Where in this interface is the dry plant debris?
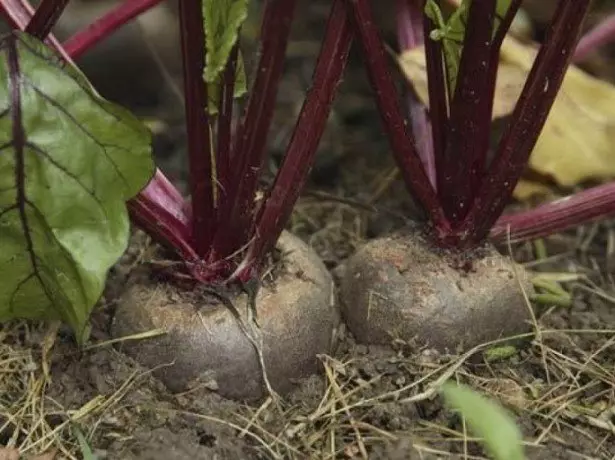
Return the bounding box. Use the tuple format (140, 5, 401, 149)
(0, 322, 163, 459)
(2, 212, 615, 459)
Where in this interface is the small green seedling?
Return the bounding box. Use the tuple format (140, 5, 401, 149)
(484, 345, 518, 363)
(531, 277, 573, 308)
(73, 424, 98, 460)
(442, 382, 525, 460)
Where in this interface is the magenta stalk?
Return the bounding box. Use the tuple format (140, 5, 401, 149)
(395, 0, 436, 189)
(215, 0, 298, 259)
(574, 13, 615, 62)
(25, 0, 68, 39)
(128, 170, 196, 264)
(214, 43, 239, 220)
(63, 0, 165, 59)
(423, 8, 449, 200)
(491, 182, 615, 243)
(461, 0, 592, 246)
(232, 0, 353, 280)
(0, 0, 71, 62)
(177, 0, 217, 259)
(343, 0, 451, 237)
(438, 0, 497, 224)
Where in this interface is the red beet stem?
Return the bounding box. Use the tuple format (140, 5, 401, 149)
(177, 0, 217, 258)
(24, 0, 68, 39)
(213, 0, 297, 259)
(345, 0, 450, 236)
(214, 43, 239, 224)
(460, 0, 592, 247)
(491, 182, 615, 243)
(128, 169, 195, 262)
(232, 0, 353, 280)
(64, 0, 164, 59)
(424, 7, 449, 197)
(396, 0, 436, 189)
(439, 0, 496, 224)
(0, 0, 71, 62)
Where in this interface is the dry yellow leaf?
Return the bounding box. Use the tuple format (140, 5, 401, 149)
(513, 179, 553, 201)
(399, 46, 526, 119)
(398, 36, 615, 197)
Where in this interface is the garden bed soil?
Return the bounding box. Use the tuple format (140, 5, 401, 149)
(3, 231, 615, 459)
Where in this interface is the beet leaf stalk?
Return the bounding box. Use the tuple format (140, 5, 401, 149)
(63, 0, 164, 59)
(343, 0, 451, 239)
(24, 0, 68, 38)
(459, 0, 592, 246)
(127, 170, 197, 263)
(213, 0, 297, 261)
(395, 0, 436, 188)
(491, 182, 615, 244)
(422, 2, 449, 197)
(437, 0, 496, 224)
(235, 0, 354, 279)
(177, 0, 216, 260)
(0, 0, 70, 61)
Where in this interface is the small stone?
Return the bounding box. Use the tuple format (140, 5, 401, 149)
(355, 344, 369, 355)
(419, 348, 440, 365)
(394, 375, 406, 387)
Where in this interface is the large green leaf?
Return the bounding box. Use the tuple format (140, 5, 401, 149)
(442, 382, 525, 460)
(203, 0, 249, 114)
(0, 32, 154, 342)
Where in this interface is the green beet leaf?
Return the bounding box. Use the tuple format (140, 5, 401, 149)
(424, 0, 513, 97)
(206, 51, 247, 115)
(0, 32, 154, 343)
(424, 0, 470, 96)
(203, 0, 249, 114)
(442, 382, 525, 460)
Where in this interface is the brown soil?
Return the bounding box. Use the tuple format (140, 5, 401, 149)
(5, 239, 615, 459)
(2, 1, 615, 459)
